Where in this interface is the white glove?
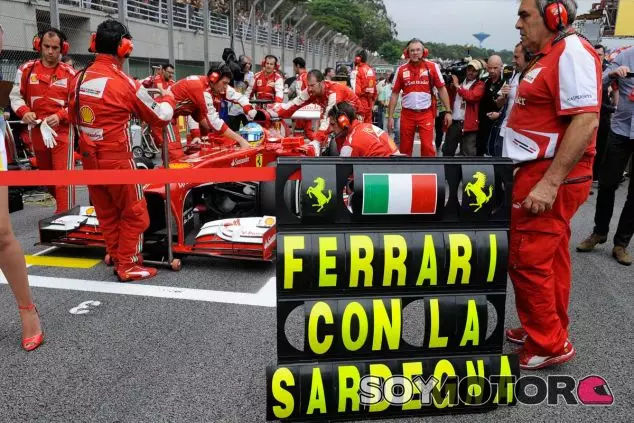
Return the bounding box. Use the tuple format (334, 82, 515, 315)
(267, 108, 279, 119)
(40, 120, 58, 149)
(247, 109, 257, 121)
(309, 140, 321, 157)
(190, 137, 202, 145)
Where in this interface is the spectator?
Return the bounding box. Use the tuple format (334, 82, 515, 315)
(592, 43, 616, 183)
(442, 60, 485, 156)
(381, 73, 400, 143)
(477, 55, 504, 156)
(61, 56, 74, 68)
(577, 46, 634, 266)
(496, 43, 529, 157)
(324, 67, 335, 81)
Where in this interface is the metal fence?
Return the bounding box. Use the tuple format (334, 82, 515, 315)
(0, 0, 351, 82)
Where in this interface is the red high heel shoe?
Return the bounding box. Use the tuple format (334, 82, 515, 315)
(18, 304, 44, 352)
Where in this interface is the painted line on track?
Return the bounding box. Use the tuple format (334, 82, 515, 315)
(25, 255, 101, 269)
(1, 274, 277, 307)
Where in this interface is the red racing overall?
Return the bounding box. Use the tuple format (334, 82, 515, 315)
(10, 60, 76, 213)
(339, 121, 398, 157)
(392, 59, 444, 156)
(69, 54, 175, 269)
(353, 62, 378, 124)
(504, 33, 601, 357)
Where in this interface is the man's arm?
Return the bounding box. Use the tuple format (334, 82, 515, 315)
(524, 113, 598, 214)
(274, 75, 284, 103)
(387, 92, 399, 119)
(437, 86, 452, 111)
(9, 63, 35, 122)
(544, 113, 598, 185)
(225, 85, 254, 114)
(131, 81, 175, 127)
(201, 91, 250, 148)
(458, 81, 485, 103)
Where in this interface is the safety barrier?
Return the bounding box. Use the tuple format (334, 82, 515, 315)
(267, 157, 519, 421)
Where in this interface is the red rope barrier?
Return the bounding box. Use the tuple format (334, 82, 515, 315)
(0, 167, 278, 186)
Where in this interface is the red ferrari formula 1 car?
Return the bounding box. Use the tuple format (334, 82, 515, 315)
(37, 118, 313, 269)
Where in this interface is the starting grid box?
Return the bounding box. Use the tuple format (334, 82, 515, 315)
(266, 157, 519, 421)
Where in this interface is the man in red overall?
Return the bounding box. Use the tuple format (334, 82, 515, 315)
(248, 55, 284, 102)
(10, 28, 76, 213)
(69, 20, 176, 282)
(290, 57, 314, 139)
(272, 70, 361, 155)
(504, 0, 601, 370)
(328, 102, 398, 157)
(164, 65, 254, 149)
(351, 50, 378, 124)
(388, 38, 452, 156)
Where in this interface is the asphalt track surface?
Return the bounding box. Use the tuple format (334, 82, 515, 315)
(1, 181, 632, 423)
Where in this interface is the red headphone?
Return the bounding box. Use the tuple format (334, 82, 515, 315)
(543, 0, 569, 32)
(208, 71, 221, 84)
(261, 56, 280, 71)
(33, 29, 70, 56)
(332, 104, 350, 129)
(403, 43, 429, 60)
(88, 32, 134, 58)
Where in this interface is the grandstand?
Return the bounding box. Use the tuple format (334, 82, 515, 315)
(0, 0, 357, 80)
(575, 0, 634, 49)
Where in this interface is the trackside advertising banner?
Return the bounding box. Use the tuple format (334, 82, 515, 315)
(267, 157, 519, 421)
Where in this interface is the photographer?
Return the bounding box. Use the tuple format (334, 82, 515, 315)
(227, 55, 254, 131)
(577, 46, 634, 266)
(442, 60, 485, 156)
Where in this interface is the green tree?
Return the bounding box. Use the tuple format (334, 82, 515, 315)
(378, 40, 406, 63)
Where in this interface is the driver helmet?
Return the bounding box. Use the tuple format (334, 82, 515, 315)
(239, 122, 265, 146)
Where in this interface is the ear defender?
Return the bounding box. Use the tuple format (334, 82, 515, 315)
(117, 37, 134, 58)
(338, 114, 351, 128)
(208, 71, 220, 84)
(403, 48, 410, 59)
(32, 34, 41, 52)
(544, 0, 569, 32)
(33, 31, 70, 55)
(88, 33, 97, 53)
(422, 47, 429, 58)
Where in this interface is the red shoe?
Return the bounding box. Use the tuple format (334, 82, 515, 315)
(116, 264, 157, 282)
(518, 340, 576, 370)
(18, 304, 44, 352)
(506, 327, 528, 345)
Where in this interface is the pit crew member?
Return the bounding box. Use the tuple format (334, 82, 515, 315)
(351, 50, 378, 124)
(328, 101, 399, 157)
(504, 0, 601, 369)
(388, 38, 452, 156)
(69, 19, 176, 282)
(248, 55, 284, 102)
(9, 27, 76, 213)
(163, 65, 254, 150)
(272, 70, 362, 154)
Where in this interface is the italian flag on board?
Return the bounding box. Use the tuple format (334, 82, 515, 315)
(362, 173, 437, 215)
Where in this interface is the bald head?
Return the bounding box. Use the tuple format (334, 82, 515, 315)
(487, 55, 503, 81)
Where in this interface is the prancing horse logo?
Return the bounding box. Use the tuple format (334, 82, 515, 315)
(464, 171, 493, 212)
(306, 177, 332, 213)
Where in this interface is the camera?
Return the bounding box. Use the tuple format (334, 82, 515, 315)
(442, 60, 469, 85)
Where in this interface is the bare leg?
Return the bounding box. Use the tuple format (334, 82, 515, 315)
(0, 186, 41, 342)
